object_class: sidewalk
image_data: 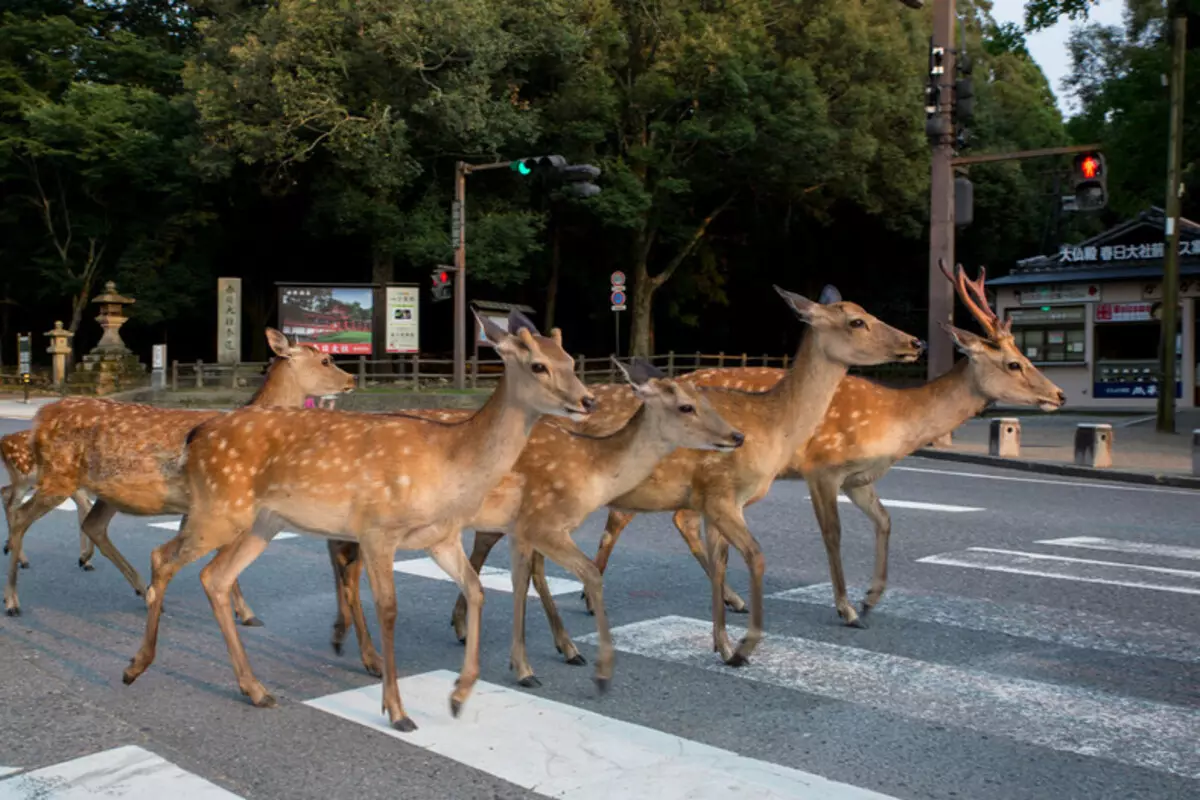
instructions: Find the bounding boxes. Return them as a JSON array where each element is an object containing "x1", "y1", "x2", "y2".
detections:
[
  {"x1": 917, "y1": 409, "x2": 1200, "y2": 489},
  {"x1": 0, "y1": 396, "x2": 60, "y2": 421}
]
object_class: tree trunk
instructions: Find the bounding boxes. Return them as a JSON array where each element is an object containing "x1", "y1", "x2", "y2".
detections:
[
  {"x1": 544, "y1": 218, "x2": 561, "y2": 330},
  {"x1": 68, "y1": 289, "x2": 89, "y2": 335},
  {"x1": 372, "y1": 248, "x2": 394, "y2": 372},
  {"x1": 629, "y1": 227, "x2": 654, "y2": 357}
]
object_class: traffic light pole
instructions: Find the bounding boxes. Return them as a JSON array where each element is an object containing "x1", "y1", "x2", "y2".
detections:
[
  {"x1": 926, "y1": 0, "x2": 957, "y2": 385},
  {"x1": 1156, "y1": 3, "x2": 1188, "y2": 433}
]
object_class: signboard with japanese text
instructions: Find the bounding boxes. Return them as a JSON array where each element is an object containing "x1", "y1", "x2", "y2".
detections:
[
  {"x1": 385, "y1": 285, "x2": 420, "y2": 354},
  {"x1": 17, "y1": 334, "x2": 31, "y2": 375},
  {"x1": 217, "y1": 278, "x2": 242, "y2": 364},
  {"x1": 1058, "y1": 239, "x2": 1200, "y2": 263},
  {"x1": 1094, "y1": 301, "x2": 1181, "y2": 323},
  {"x1": 1014, "y1": 284, "x2": 1098, "y2": 306},
  {"x1": 278, "y1": 285, "x2": 374, "y2": 355},
  {"x1": 1007, "y1": 307, "x2": 1086, "y2": 325}
]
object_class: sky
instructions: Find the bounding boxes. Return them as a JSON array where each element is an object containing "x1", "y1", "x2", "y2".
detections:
[{"x1": 987, "y1": 0, "x2": 1129, "y2": 115}]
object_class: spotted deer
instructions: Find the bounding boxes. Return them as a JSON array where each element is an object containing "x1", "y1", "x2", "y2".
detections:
[
  {"x1": 573, "y1": 262, "x2": 1065, "y2": 629},
  {"x1": 2, "y1": 430, "x2": 95, "y2": 569},
  {"x1": 326, "y1": 358, "x2": 744, "y2": 689},
  {"x1": 3, "y1": 329, "x2": 355, "y2": 618},
  {"x1": 121, "y1": 311, "x2": 596, "y2": 733}
]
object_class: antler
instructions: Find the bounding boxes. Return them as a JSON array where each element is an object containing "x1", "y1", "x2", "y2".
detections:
[{"x1": 939, "y1": 258, "x2": 1009, "y2": 339}]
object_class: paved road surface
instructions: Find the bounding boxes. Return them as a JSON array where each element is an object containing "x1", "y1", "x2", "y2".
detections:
[{"x1": 0, "y1": 416, "x2": 1196, "y2": 799}]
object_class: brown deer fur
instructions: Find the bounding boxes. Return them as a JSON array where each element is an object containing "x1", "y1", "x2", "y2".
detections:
[
  {"x1": 120, "y1": 311, "x2": 596, "y2": 733},
  {"x1": 2, "y1": 430, "x2": 94, "y2": 569},
  {"x1": 3, "y1": 329, "x2": 355, "y2": 617}
]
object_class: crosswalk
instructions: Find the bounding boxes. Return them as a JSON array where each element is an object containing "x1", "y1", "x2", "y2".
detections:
[{"x1": 0, "y1": 745, "x2": 240, "y2": 799}]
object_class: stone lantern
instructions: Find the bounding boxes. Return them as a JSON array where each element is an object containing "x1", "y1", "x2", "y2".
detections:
[
  {"x1": 73, "y1": 280, "x2": 146, "y2": 394},
  {"x1": 44, "y1": 321, "x2": 74, "y2": 386},
  {"x1": 91, "y1": 281, "x2": 135, "y2": 355}
]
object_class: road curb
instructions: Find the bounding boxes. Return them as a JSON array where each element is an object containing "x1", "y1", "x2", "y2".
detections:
[{"x1": 914, "y1": 447, "x2": 1200, "y2": 490}]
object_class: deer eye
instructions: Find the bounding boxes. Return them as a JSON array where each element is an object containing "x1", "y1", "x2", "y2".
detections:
[
  {"x1": 321, "y1": 358, "x2": 331, "y2": 367},
  {"x1": 531, "y1": 363, "x2": 548, "y2": 374},
  {"x1": 1007, "y1": 361, "x2": 1021, "y2": 371},
  {"x1": 849, "y1": 319, "x2": 866, "y2": 329},
  {"x1": 678, "y1": 404, "x2": 695, "y2": 414}
]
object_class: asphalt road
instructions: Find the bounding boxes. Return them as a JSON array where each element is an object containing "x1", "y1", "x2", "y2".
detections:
[{"x1": 0, "y1": 414, "x2": 1197, "y2": 800}]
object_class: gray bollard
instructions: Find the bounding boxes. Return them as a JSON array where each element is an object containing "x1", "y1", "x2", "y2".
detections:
[
  {"x1": 989, "y1": 417, "x2": 1021, "y2": 458},
  {"x1": 1192, "y1": 430, "x2": 1200, "y2": 477},
  {"x1": 1074, "y1": 423, "x2": 1114, "y2": 469}
]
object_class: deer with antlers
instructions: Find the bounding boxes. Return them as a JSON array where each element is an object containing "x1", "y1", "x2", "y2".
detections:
[
  {"x1": 2, "y1": 430, "x2": 95, "y2": 570},
  {"x1": 325, "y1": 358, "x2": 744, "y2": 689},
  {"x1": 3, "y1": 329, "x2": 355, "y2": 618},
  {"x1": 559, "y1": 262, "x2": 1065, "y2": 633},
  {"x1": 121, "y1": 311, "x2": 596, "y2": 732}
]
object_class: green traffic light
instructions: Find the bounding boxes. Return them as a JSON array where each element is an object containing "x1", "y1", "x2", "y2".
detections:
[{"x1": 511, "y1": 160, "x2": 532, "y2": 176}]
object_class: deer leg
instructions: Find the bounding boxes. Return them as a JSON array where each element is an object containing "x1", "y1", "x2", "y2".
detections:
[
  {"x1": 2, "y1": 485, "x2": 30, "y2": 569},
  {"x1": 702, "y1": 504, "x2": 765, "y2": 667},
  {"x1": 5, "y1": 491, "x2": 63, "y2": 616},
  {"x1": 530, "y1": 551, "x2": 584, "y2": 665},
  {"x1": 675, "y1": 509, "x2": 747, "y2": 613},
  {"x1": 331, "y1": 542, "x2": 382, "y2": 677},
  {"x1": 327, "y1": 541, "x2": 352, "y2": 652},
  {"x1": 78, "y1": 500, "x2": 147, "y2": 597},
  {"x1": 584, "y1": 509, "x2": 633, "y2": 612},
  {"x1": 508, "y1": 538, "x2": 540, "y2": 687},
  {"x1": 809, "y1": 476, "x2": 861, "y2": 627},
  {"x1": 359, "y1": 537, "x2": 414, "y2": 732},
  {"x1": 197, "y1": 530, "x2": 275, "y2": 707},
  {"x1": 452, "y1": 530, "x2": 503, "y2": 643},
  {"x1": 701, "y1": 517, "x2": 735, "y2": 661},
  {"x1": 73, "y1": 492, "x2": 95, "y2": 569},
  {"x1": 844, "y1": 483, "x2": 892, "y2": 620},
  {"x1": 536, "y1": 531, "x2": 614, "y2": 692},
  {"x1": 230, "y1": 579, "x2": 261, "y2": 627},
  {"x1": 428, "y1": 533, "x2": 484, "y2": 717}
]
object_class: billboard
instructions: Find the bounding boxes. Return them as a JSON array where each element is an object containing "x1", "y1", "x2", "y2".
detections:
[
  {"x1": 385, "y1": 285, "x2": 420, "y2": 353},
  {"x1": 278, "y1": 285, "x2": 374, "y2": 355}
]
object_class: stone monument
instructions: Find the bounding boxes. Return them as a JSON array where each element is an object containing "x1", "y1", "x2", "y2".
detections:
[
  {"x1": 44, "y1": 321, "x2": 73, "y2": 387},
  {"x1": 70, "y1": 281, "x2": 146, "y2": 394}
]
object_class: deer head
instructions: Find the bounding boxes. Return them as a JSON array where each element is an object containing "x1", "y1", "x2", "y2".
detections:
[
  {"x1": 773, "y1": 285, "x2": 926, "y2": 366},
  {"x1": 478, "y1": 310, "x2": 596, "y2": 420},
  {"x1": 264, "y1": 328, "x2": 357, "y2": 396},
  {"x1": 939, "y1": 260, "x2": 1066, "y2": 412},
  {"x1": 615, "y1": 358, "x2": 745, "y2": 452}
]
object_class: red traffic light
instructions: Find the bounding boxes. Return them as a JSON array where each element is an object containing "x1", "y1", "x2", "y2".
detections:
[
  {"x1": 1080, "y1": 156, "x2": 1099, "y2": 179},
  {"x1": 438, "y1": 271, "x2": 448, "y2": 283}
]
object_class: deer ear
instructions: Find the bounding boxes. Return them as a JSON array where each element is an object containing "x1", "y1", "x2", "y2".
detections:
[
  {"x1": 626, "y1": 356, "x2": 665, "y2": 384},
  {"x1": 614, "y1": 358, "x2": 663, "y2": 399},
  {"x1": 773, "y1": 285, "x2": 822, "y2": 322},
  {"x1": 507, "y1": 310, "x2": 541, "y2": 338},
  {"x1": 476, "y1": 311, "x2": 522, "y2": 357},
  {"x1": 818, "y1": 285, "x2": 842, "y2": 305},
  {"x1": 940, "y1": 322, "x2": 990, "y2": 355},
  {"x1": 265, "y1": 328, "x2": 292, "y2": 358}
]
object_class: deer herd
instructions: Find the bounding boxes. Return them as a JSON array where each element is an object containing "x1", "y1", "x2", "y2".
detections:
[{"x1": 1, "y1": 265, "x2": 1064, "y2": 733}]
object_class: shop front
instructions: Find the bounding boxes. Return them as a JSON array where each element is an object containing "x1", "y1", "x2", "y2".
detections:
[{"x1": 988, "y1": 207, "x2": 1200, "y2": 409}]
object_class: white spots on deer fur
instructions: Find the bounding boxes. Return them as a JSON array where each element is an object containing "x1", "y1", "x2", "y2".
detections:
[
  {"x1": 397, "y1": 475, "x2": 411, "y2": 488},
  {"x1": 552, "y1": 479, "x2": 565, "y2": 491},
  {"x1": 402, "y1": 447, "x2": 411, "y2": 456},
  {"x1": 850, "y1": 410, "x2": 861, "y2": 420}
]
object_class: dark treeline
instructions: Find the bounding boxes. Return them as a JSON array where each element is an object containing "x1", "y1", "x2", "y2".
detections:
[{"x1": 1, "y1": 0, "x2": 1196, "y2": 365}]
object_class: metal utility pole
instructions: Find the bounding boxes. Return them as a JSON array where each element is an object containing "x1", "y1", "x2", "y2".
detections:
[
  {"x1": 1157, "y1": 2, "x2": 1189, "y2": 433},
  {"x1": 453, "y1": 161, "x2": 467, "y2": 390},
  {"x1": 927, "y1": 0, "x2": 957, "y2": 382}
]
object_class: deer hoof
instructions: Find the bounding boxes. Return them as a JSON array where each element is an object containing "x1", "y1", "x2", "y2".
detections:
[
  {"x1": 331, "y1": 641, "x2": 343, "y2": 656},
  {"x1": 252, "y1": 693, "x2": 277, "y2": 709},
  {"x1": 565, "y1": 654, "x2": 587, "y2": 666},
  {"x1": 122, "y1": 667, "x2": 139, "y2": 685},
  {"x1": 241, "y1": 616, "x2": 264, "y2": 628},
  {"x1": 725, "y1": 653, "x2": 750, "y2": 668},
  {"x1": 19, "y1": 561, "x2": 30, "y2": 570},
  {"x1": 393, "y1": 716, "x2": 418, "y2": 733},
  {"x1": 860, "y1": 601, "x2": 875, "y2": 617},
  {"x1": 1, "y1": 543, "x2": 8, "y2": 554},
  {"x1": 517, "y1": 675, "x2": 542, "y2": 688},
  {"x1": 846, "y1": 617, "x2": 868, "y2": 630},
  {"x1": 449, "y1": 698, "x2": 462, "y2": 718},
  {"x1": 5, "y1": 606, "x2": 19, "y2": 617},
  {"x1": 594, "y1": 676, "x2": 610, "y2": 695}
]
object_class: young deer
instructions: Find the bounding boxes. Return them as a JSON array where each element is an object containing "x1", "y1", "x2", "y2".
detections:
[
  {"x1": 581, "y1": 262, "x2": 1066, "y2": 628},
  {"x1": 327, "y1": 358, "x2": 744, "y2": 689},
  {"x1": 2, "y1": 430, "x2": 95, "y2": 569},
  {"x1": 514, "y1": 286, "x2": 923, "y2": 667},
  {"x1": 121, "y1": 311, "x2": 596, "y2": 733},
  {"x1": 3, "y1": 329, "x2": 355, "y2": 618}
]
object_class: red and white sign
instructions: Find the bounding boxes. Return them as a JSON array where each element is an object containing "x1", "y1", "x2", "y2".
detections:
[
  {"x1": 1095, "y1": 302, "x2": 1154, "y2": 323},
  {"x1": 610, "y1": 271, "x2": 626, "y2": 287}
]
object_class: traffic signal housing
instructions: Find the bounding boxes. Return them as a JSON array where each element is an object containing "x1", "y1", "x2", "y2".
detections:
[
  {"x1": 510, "y1": 154, "x2": 602, "y2": 198},
  {"x1": 431, "y1": 269, "x2": 451, "y2": 302},
  {"x1": 1071, "y1": 152, "x2": 1107, "y2": 211}
]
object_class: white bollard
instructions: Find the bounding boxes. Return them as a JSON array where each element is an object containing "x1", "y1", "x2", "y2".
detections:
[
  {"x1": 1074, "y1": 423, "x2": 1114, "y2": 469},
  {"x1": 989, "y1": 417, "x2": 1021, "y2": 458}
]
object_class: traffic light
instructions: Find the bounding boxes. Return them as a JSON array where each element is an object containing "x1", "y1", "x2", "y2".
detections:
[
  {"x1": 431, "y1": 269, "x2": 451, "y2": 302},
  {"x1": 1071, "y1": 151, "x2": 1107, "y2": 211},
  {"x1": 510, "y1": 154, "x2": 602, "y2": 197}
]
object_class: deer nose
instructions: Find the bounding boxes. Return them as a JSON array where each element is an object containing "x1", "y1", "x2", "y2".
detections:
[
  {"x1": 1056, "y1": 390, "x2": 1066, "y2": 404},
  {"x1": 911, "y1": 338, "x2": 927, "y2": 351},
  {"x1": 730, "y1": 431, "x2": 745, "y2": 446},
  {"x1": 580, "y1": 395, "x2": 597, "y2": 413}
]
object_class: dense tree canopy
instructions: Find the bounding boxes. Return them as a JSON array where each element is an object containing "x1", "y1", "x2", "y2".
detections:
[{"x1": 0, "y1": 0, "x2": 1173, "y2": 365}]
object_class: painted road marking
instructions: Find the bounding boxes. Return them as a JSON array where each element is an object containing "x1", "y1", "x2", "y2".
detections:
[
  {"x1": 894, "y1": 463, "x2": 1200, "y2": 496},
  {"x1": 581, "y1": 616, "x2": 1200, "y2": 781},
  {"x1": 147, "y1": 520, "x2": 299, "y2": 541},
  {"x1": 304, "y1": 669, "x2": 899, "y2": 800},
  {"x1": 767, "y1": 582, "x2": 1200, "y2": 664},
  {"x1": 1037, "y1": 536, "x2": 1200, "y2": 562},
  {"x1": 55, "y1": 499, "x2": 77, "y2": 511},
  {"x1": 392, "y1": 557, "x2": 583, "y2": 597},
  {"x1": 0, "y1": 745, "x2": 241, "y2": 799},
  {"x1": 917, "y1": 547, "x2": 1200, "y2": 596},
  {"x1": 0, "y1": 770, "x2": 16, "y2": 780},
  {"x1": 806, "y1": 495, "x2": 982, "y2": 513}
]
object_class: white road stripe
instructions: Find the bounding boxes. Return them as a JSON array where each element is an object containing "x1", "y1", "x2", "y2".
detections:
[
  {"x1": 304, "y1": 669, "x2": 899, "y2": 800},
  {"x1": 767, "y1": 583, "x2": 1200, "y2": 664},
  {"x1": 147, "y1": 520, "x2": 298, "y2": 540},
  {"x1": 583, "y1": 616, "x2": 1200, "y2": 781},
  {"x1": 1037, "y1": 536, "x2": 1200, "y2": 562},
  {"x1": 0, "y1": 770, "x2": 16, "y2": 780},
  {"x1": 392, "y1": 557, "x2": 583, "y2": 596},
  {"x1": 917, "y1": 547, "x2": 1200, "y2": 595},
  {"x1": 894, "y1": 464, "x2": 1200, "y2": 495},
  {"x1": 807, "y1": 495, "x2": 982, "y2": 513},
  {"x1": 54, "y1": 499, "x2": 76, "y2": 511},
  {"x1": 0, "y1": 745, "x2": 241, "y2": 799}
]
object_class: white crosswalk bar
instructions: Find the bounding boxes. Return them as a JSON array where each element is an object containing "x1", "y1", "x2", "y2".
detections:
[
  {"x1": 304, "y1": 669, "x2": 900, "y2": 799},
  {"x1": 917, "y1": 547, "x2": 1200, "y2": 595},
  {"x1": 147, "y1": 520, "x2": 299, "y2": 540},
  {"x1": 821, "y1": 495, "x2": 982, "y2": 513},
  {"x1": 0, "y1": 745, "x2": 242, "y2": 799},
  {"x1": 767, "y1": 583, "x2": 1200, "y2": 664},
  {"x1": 392, "y1": 557, "x2": 583, "y2": 597},
  {"x1": 1036, "y1": 536, "x2": 1200, "y2": 562},
  {"x1": 581, "y1": 616, "x2": 1200, "y2": 781}
]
